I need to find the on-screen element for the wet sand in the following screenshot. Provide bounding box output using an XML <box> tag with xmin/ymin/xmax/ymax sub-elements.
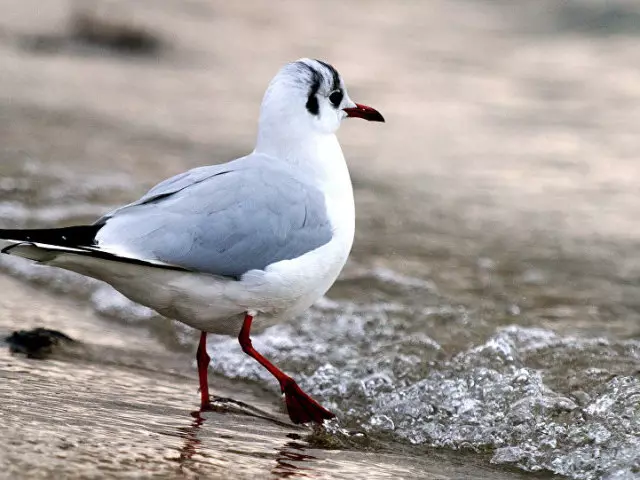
<box><xmin>0</xmin><ymin>274</ymin><xmax>546</xmax><ymax>480</ymax></box>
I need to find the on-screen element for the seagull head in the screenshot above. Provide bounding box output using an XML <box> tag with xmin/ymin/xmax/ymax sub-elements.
<box><xmin>258</xmin><ymin>58</ymin><xmax>384</xmax><ymax>139</ymax></box>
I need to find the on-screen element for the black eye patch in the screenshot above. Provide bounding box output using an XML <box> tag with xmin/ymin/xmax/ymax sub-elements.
<box><xmin>306</xmin><ymin>95</ymin><xmax>319</xmax><ymax>115</ymax></box>
<box><xmin>329</xmin><ymin>90</ymin><xmax>343</xmax><ymax>108</ymax></box>
<box><xmin>305</xmin><ymin>70</ymin><xmax>322</xmax><ymax>116</ymax></box>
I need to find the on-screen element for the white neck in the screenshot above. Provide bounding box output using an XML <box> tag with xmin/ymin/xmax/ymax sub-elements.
<box><xmin>255</xmin><ymin>117</ymin><xmax>346</xmax><ymax>187</ymax></box>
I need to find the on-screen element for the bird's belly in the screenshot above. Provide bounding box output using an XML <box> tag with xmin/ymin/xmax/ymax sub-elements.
<box><xmin>245</xmin><ymin>233</ymin><xmax>350</xmax><ymax>305</ymax></box>
<box><xmin>175</xmin><ymin>233</ymin><xmax>351</xmax><ymax>332</ymax></box>
<box><xmin>48</xmin><ymin>233</ymin><xmax>350</xmax><ymax>336</ymax></box>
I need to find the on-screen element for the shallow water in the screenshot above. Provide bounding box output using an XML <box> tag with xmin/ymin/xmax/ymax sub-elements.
<box><xmin>2</xmin><ymin>0</ymin><xmax>640</xmax><ymax>478</ymax></box>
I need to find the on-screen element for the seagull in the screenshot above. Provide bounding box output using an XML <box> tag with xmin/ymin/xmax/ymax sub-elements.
<box><xmin>0</xmin><ymin>58</ymin><xmax>384</xmax><ymax>424</ymax></box>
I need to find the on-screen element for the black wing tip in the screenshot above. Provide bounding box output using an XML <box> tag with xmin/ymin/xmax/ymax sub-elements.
<box><xmin>0</xmin><ymin>224</ymin><xmax>103</xmax><ymax>249</ymax></box>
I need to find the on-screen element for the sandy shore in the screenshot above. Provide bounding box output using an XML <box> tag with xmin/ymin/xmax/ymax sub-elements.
<box><xmin>0</xmin><ymin>273</ymin><xmax>548</xmax><ymax>479</ymax></box>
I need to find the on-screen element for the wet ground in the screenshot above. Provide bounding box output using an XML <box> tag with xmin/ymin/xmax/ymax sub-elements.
<box><xmin>0</xmin><ymin>274</ymin><xmax>549</xmax><ymax>480</ymax></box>
<box><xmin>1</xmin><ymin>0</ymin><xmax>640</xmax><ymax>479</ymax></box>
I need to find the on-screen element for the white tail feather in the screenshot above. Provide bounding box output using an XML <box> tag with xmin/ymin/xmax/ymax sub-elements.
<box><xmin>1</xmin><ymin>239</ymin><xmax>186</xmax><ymax>271</ymax></box>
<box><xmin>1</xmin><ymin>241</ymin><xmax>90</xmax><ymax>262</ymax></box>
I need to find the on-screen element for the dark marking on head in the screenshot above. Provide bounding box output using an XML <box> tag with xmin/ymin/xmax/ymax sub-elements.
<box><xmin>297</xmin><ymin>61</ymin><xmax>323</xmax><ymax>116</ymax></box>
<box><xmin>295</xmin><ymin>59</ymin><xmax>342</xmax><ymax>116</ymax></box>
<box><xmin>305</xmin><ymin>81</ymin><xmax>320</xmax><ymax>115</ymax></box>
<box><xmin>315</xmin><ymin>60</ymin><xmax>341</xmax><ymax>92</ymax></box>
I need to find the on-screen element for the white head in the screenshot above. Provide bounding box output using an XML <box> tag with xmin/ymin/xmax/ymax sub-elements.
<box><xmin>255</xmin><ymin>59</ymin><xmax>384</xmax><ymax>156</ymax></box>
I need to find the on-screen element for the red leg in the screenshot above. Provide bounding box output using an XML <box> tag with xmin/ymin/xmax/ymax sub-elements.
<box><xmin>238</xmin><ymin>313</ymin><xmax>335</xmax><ymax>424</ymax></box>
<box><xmin>196</xmin><ymin>331</ymin><xmax>212</xmax><ymax>410</ymax></box>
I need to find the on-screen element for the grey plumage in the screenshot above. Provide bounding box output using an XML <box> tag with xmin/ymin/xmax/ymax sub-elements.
<box><xmin>95</xmin><ymin>153</ymin><xmax>333</xmax><ymax>278</ymax></box>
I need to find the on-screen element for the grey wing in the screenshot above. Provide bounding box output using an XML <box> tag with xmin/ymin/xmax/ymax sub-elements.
<box><xmin>94</xmin><ymin>162</ymin><xmax>333</xmax><ymax>278</ymax></box>
<box><xmin>98</xmin><ymin>162</ymin><xmax>237</xmax><ymax>221</ymax></box>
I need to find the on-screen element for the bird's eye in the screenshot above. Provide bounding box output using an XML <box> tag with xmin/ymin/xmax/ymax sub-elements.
<box><xmin>329</xmin><ymin>90</ymin><xmax>343</xmax><ymax>108</ymax></box>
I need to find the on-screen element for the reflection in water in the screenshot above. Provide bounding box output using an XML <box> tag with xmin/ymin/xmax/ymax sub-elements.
<box><xmin>173</xmin><ymin>404</ymin><xmax>319</xmax><ymax>479</ymax></box>
<box><xmin>177</xmin><ymin>410</ymin><xmax>206</xmax><ymax>468</ymax></box>
<box><xmin>272</xmin><ymin>441</ymin><xmax>317</xmax><ymax>478</ymax></box>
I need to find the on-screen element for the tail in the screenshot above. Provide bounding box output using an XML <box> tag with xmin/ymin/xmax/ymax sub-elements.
<box><xmin>0</xmin><ymin>224</ymin><xmax>186</xmax><ymax>271</ymax></box>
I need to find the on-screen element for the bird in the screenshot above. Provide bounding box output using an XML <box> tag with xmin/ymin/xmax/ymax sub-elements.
<box><xmin>0</xmin><ymin>58</ymin><xmax>384</xmax><ymax>424</ymax></box>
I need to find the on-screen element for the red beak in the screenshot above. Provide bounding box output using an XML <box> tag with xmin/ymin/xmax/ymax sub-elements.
<box><xmin>343</xmin><ymin>103</ymin><xmax>385</xmax><ymax>122</ymax></box>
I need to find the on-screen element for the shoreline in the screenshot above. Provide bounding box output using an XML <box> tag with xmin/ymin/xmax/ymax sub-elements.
<box><xmin>0</xmin><ymin>272</ymin><xmax>556</xmax><ymax>479</ymax></box>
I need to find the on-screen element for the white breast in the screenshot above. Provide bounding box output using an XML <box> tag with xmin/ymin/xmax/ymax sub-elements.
<box><xmin>235</xmin><ymin>134</ymin><xmax>355</xmax><ymax>319</ymax></box>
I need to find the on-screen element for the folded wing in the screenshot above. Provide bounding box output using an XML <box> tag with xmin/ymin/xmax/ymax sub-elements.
<box><xmin>95</xmin><ymin>156</ymin><xmax>333</xmax><ymax>278</ymax></box>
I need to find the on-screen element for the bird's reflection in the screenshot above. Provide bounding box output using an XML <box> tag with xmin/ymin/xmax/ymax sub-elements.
<box><xmin>177</xmin><ymin>410</ymin><xmax>207</xmax><ymax>467</ymax></box>
<box><xmin>174</xmin><ymin>400</ymin><xmax>320</xmax><ymax>478</ymax></box>
<box><xmin>272</xmin><ymin>441</ymin><xmax>318</xmax><ymax>478</ymax></box>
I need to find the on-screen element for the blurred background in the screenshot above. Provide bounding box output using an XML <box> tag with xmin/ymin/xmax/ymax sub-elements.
<box><xmin>2</xmin><ymin>1</ymin><xmax>640</xmax><ymax>479</ymax></box>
